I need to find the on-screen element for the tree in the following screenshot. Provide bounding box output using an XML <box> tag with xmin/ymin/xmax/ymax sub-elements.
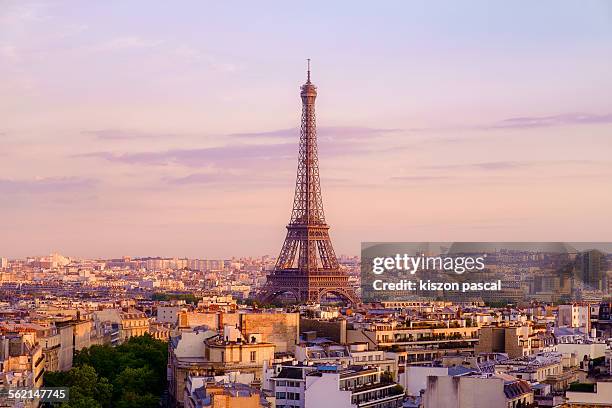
<box><xmin>44</xmin><ymin>334</ymin><xmax>167</xmax><ymax>408</ymax></box>
<box><xmin>74</xmin><ymin>345</ymin><xmax>118</xmax><ymax>381</ymax></box>
<box><xmin>380</xmin><ymin>371</ymin><xmax>394</xmax><ymax>383</ymax></box>
<box><xmin>51</xmin><ymin>365</ymin><xmax>112</xmax><ymax>408</ymax></box>
<box><xmin>113</xmin><ymin>366</ymin><xmax>157</xmax><ymax>398</ymax></box>
<box><xmin>60</xmin><ymin>396</ymin><xmax>102</xmax><ymax>408</ymax></box>
<box><xmin>115</xmin><ymin>392</ymin><xmax>159</xmax><ymax>408</ymax></box>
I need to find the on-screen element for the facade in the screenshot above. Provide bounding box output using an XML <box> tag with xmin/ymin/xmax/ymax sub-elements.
<box><xmin>0</xmin><ymin>333</ymin><xmax>45</xmax><ymax>388</ymax></box>
<box><xmin>400</xmin><ymin>366</ymin><xmax>458</xmax><ymax>397</ymax></box>
<box><xmin>119</xmin><ymin>309</ymin><xmax>149</xmax><ymax>341</ymax></box>
<box><xmin>423</xmin><ymin>374</ymin><xmax>533</xmax><ymax>408</ymax></box>
<box><xmin>174</xmin><ymin>310</ymin><xmax>300</xmax><ymax>354</ymax></box>
<box><xmin>558</xmin><ymin>304</ymin><xmax>591</xmax><ymax>332</ymax></box>
<box><xmin>475</xmin><ymin>325</ymin><xmax>555</xmax><ymax>358</ymax></box>
<box><xmin>495</xmin><ymin>355</ymin><xmax>563</xmax><ymax>382</ymax></box>
<box><xmin>304</xmin><ymin>366</ymin><xmax>403</xmax><ymax>408</ymax></box>
<box><xmin>93</xmin><ymin>308</ymin><xmax>149</xmax><ymax>343</ymax></box>
<box><xmin>238</xmin><ymin>312</ymin><xmax>300</xmax><ymax>354</ymax></box>
<box><xmin>204</xmin><ymin>337</ymin><xmax>275</xmax><ymax>377</ymax></box>
<box><xmin>564</xmin><ymin>382</ymin><xmax>612</xmax><ymax>407</ymax></box>
<box><xmin>184</xmin><ymin>377</ymin><xmax>269</xmax><ymax>408</ymax></box>
<box><xmin>269</xmin><ymin>364</ymin><xmax>313</xmax><ymax>408</ymax></box>
<box><xmin>556</xmin><ymin>342</ymin><xmax>606</xmax><ymax>362</ymax></box>
<box><xmin>168</xmin><ymin>330</ymin><xmax>275</xmax><ymax>407</ymax></box>
<box><xmin>348</xmin><ymin>320</ymin><xmax>479</xmax><ymax>364</ymax></box>
<box><xmin>38</xmin><ymin>323</ymin><xmax>74</xmax><ymax>372</ymax></box>
<box><xmin>158</xmin><ymin>306</ymin><xmax>182</xmax><ymax>324</ymax></box>
<box><xmin>575</xmin><ymin>250</ymin><xmax>606</xmax><ymax>291</ymax></box>
<box><xmin>168</xmin><ymin>330</ymin><xmax>218</xmax><ymax>407</ymax></box>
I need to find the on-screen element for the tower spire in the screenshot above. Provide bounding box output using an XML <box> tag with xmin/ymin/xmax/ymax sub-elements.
<box><xmin>306</xmin><ymin>58</ymin><xmax>311</xmax><ymax>83</ymax></box>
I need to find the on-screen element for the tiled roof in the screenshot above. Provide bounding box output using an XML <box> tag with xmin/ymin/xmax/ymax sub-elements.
<box><xmin>504</xmin><ymin>380</ymin><xmax>531</xmax><ymax>399</ymax></box>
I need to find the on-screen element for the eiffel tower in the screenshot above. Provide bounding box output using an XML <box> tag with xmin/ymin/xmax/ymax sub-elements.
<box><xmin>258</xmin><ymin>61</ymin><xmax>358</xmax><ymax>305</ymax></box>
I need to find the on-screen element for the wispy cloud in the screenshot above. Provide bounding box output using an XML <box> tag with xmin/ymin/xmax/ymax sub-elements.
<box><xmin>0</xmin><ymin>3</ymin><xmax>49</xmax><ymax>26</ymax></box>
<box><xmin>73</xmin><ymin>131</ymin><xmax>393</xmax><ymax>168</ymax></box>
<box><xmin>91</xmin><ymin>36</ymin><xmax>164</xmax><ymax>52</ymax></box>
<box><xmin>423</xmin><ymin>160</ymin><xmax>607</xmax><ymax>171</ymax></box>
<box><xmin>164</xmin><ymin>172</ymin><xmax>285</xmax><ymax>187</ymax></box>
<box><xmin>0</xmin><ymin>177</ymin><xmax>97</xmax><ymax>194</ymax></box>
<box><xmin>75</xmin><ymin>143</ymin><xmax>297</xmax><ymax>167</ymax></box>
<box><xmin>362</xmin><ymin>112</ymin><xmax>612</xmax><ymax>136</ymax></box>
<box><xmin>490</xmin><ymin>113</ymin><xmax>612</xmax><ymax>129</ymax></box>
<box><xmin>83</xmin><ymin>129</ymin><xmax>175</xmax><ymax>141</ymax></box>
<box><xmin>173</xmin><ymin>45</ymin><xmax>238</xmax><ymax>72</ymax></box>
<box><xmin>390</xmin><ymin>175</ymin><xmax>452</xmax><ymax>182</ymax></box>
<box><xmin>231</xmin><ymin>126</ymin><xmax>403</xmax><ymax>139</ymax></box>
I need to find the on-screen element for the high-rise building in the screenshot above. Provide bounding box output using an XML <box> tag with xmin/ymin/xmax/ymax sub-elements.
<box><xmin>576</xmin><ymin>250</ymin><xmax>607</xmax><ymax>291</ymax></box>
<box><xmin>258</xmin><ymin>62</ymin><xmax>357</xmax><ymax>305</ymax></box>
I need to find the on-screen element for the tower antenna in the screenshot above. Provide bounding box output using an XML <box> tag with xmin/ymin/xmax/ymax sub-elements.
<box><xmin>307</xmin><ymin>58</ymin><xmax>311</xmax><ymax>83</ymax></box>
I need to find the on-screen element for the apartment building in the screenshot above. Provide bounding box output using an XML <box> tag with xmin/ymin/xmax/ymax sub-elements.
<box><xmin>557</xmin><ymin>304</ymin><xmax>591</xmax><ymax>332</ymax></box>
<box><xmin>94</xmin><ymin>308</ymin><xmax>149</xmax><ymax>343</ymax></box>
<box><xmin>475</xmin><ymin>325</ymin><xmax>555</xmax><ymax>358</ymax></box>
<box><xmin>183</xmin><ymin>373</ymin><xmax>268</xmax><ymax>408</ymax></box>
<box><xmin>564</xmin><ymin>382</ymin><xmax>612</xmax><ymax>407</ymax></box>
<box><xmin>495</xmin><ymin>354</ymin><xmax>563</xmax><ymax>382</ymax></box>
<box><xmin>347</xmin><ymin>320</ymin><xmax>479</xmax><ymax>364</ymax></box>
<box><xmin>423</xmin><ymin>373</ymin><xmax>533</xmax><ymax>408</ymax></box>
<box><xmin>0</xmin><ymin>333</ymin><xmax>45</xmax><ymax>389</ymax></box>
<box><xmin>168</xmin><ymin>329</ymin><xmax>275</xmax><ymax>407</ymax></box>
<box><xmin>304</xmin><ymin>365</ymin><xmax>404</xmax><ymax>408</ymax></box>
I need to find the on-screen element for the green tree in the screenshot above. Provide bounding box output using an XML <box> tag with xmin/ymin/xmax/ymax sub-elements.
<box><xmin>113</xmin><ymin>366</ymin><xmax>157</xmax><ymax>398</ymax></box>
<box><xmin>60</xmin><ymin>396</ymin><xmax>102</xmax><ymax>408</ymax></box>
<box><xmin>74</xmin><ymin>345</ymin><xmax>118</xmax><ymax>382</ymax></box>
<box><xmin>44</xmin><ymin>334</ymin><xmax>168</xmax><ymax>407</ymax></box>
<box><xmin>115</xmin><ymin>392</ymin><xmax>159</xmax><ymax>408</ymax></box>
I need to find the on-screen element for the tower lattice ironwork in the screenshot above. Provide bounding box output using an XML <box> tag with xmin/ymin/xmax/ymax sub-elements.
<box><xmin>258</xmin><ymin>61</ymin><xmax>358</xmax><ymax>305</ymax></box>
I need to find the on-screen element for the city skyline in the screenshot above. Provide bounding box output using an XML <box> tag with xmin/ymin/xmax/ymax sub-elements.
<box><xmin>2</xmin><ymin>1</ymin><xmax>612</xmax><ymax>259</ymax></box>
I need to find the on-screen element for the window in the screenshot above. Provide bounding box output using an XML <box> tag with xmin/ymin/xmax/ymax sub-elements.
<box><xmin>277</xmin><ymin>381</ymin><xmax>286</xmax><ymax>386</ymax></box>
<box><xmin>276</xmin><ymin>392</ymin><xmax>286</xmax><ymax>399</ymax></box>
<box><xmin>250</xmin><ymin>351</ymin><xmax>257</xmax><ymax>362</ymax></box>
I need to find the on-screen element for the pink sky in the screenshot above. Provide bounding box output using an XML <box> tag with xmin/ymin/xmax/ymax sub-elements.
<box><xmin>1</xmin><ymin>1</ymin><xmax>611</xmax><ymax>258</ymax></box>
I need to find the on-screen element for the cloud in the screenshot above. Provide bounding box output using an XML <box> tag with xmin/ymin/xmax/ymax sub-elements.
<box><xmin>76</xmin><ymin>143</ymin><xmax>298</xmax><ymax>167</ymax></box>
<box><xmin>92</xmin><ymin>36</ymin><xmax>164</xmax><ymax>51</ymax></box>
<box><xmin>491</xmin><ymin>113</ymin><xmax>612</xmax><ymax>129</ymax></box>
<box><xmin>472</xmin><ymin>161</ymin><xmax>525</xmax><ymax>170</ymax></box>
<box><xmin>390</xmin><ymin>175</ymin><xmax>452</xmax><ymax>182</ymax></box>
<box><xmin>165</xmin><ymin>172</ymin><xmax>285</xmax><ymax>187</ymax></box>
<box><xmin>173</xmin><ymin>45</ymin><xmax>238</xmax><ymax>72</ymax></box>
<box><xmin>369</xmin><ymin>112</ymin><xmax>612</xmax><ymax>137</ymax></box>
<box><xmin>0</xmin><ymin>177</ymin><xmax>97</xmax><ymax>194</ymax></box>
<box><xmin>167</xmin><ymin>173</ymin><xmax>235</xmax><ymax>185</ymax></box>
<box><xmin>0</xmin><ymin>45</ymin><xmax>20</xmax><ymax>62</ymax></box>
<box><xmin>424</xmin><ymin>160</ymin><xmax>606</xmax><ymax>171</ymax></box>
<box><xmin>0</xmin><ymin>3</ymin><xmax>48</xmax><ymax>26</ymax></box>
<box><xmin>83</xmin><ymin>129</ymin><xmax>175</xmax><ymax>141</ymax></box>
<box><xmin>74</xmin><ymin>131</ymin><xmax>392</xmax><ymax>168</ymax></box>
<box><xmin>231</xmin><ymin>126</ymin><xmax>403</xmax><ymax>139</ymax></box>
